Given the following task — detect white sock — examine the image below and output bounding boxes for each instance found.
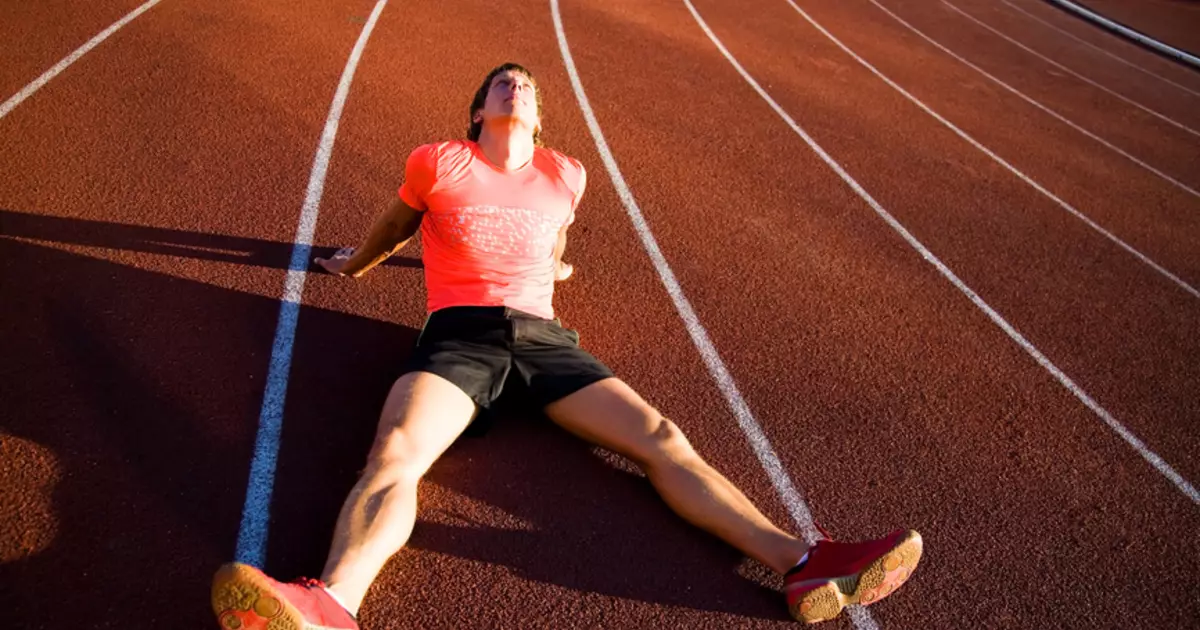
[322,586,357,618]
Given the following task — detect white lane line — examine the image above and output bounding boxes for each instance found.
[786,0,1200,299]
[0,0,165,120]
[548,0,825,543]
[1041,0,1200,70]
[548,0,840,603]
[680,0,1200,508]
[999,0,1200,99]
[234,0,389,567]
[944,0,1200,138]
[866,0,1199,198]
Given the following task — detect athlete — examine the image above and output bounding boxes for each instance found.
[210,63,923,629]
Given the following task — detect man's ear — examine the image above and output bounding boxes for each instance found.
[472,109,483,124]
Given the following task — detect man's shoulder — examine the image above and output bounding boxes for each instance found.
[408,140,474,179]
[412,139,472,160]
[534,146,585,181]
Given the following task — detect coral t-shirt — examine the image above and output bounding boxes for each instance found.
[398,140,587,320]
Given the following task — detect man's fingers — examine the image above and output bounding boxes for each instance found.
[314,247,352,266]
[313,257,340,274]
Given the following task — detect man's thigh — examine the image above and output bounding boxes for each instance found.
[370,371,478,473]
[542,378,666,463]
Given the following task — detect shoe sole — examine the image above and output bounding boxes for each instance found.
[789,530,923,624]
[211,563,308,630]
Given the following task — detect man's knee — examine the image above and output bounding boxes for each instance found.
[364,430,434,485]
[639,414,697,467]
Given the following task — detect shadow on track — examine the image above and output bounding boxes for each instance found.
[271,381,787,621]
[420,408,786,621]
[0,209,421,271]
[0,209,415,628]
[1,209,785,626]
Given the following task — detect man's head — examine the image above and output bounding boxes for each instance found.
[468,63,543,146]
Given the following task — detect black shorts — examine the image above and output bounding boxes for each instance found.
[403,306,614,409]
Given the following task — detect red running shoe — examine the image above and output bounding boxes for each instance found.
[211,562,359,630]
[785,529,923,624]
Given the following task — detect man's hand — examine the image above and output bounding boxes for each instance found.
[555,260,574,282]
[314,246,356,276]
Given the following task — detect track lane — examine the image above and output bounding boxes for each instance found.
[859,0,1200,201]
[0,0,380,626]
[556,0,1200,626]
[789,0,1200,287]
[690,0,1200,484]
[3,0,1198,628]
[868,0,1200,185]
[0,0,151,101]
[943,0,1200,133]
[265,0,813,627]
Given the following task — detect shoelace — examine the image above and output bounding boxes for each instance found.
[786,522,836,578]
[293,576,358,621]
[294,577,328,589]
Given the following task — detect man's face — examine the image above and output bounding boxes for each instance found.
[476,70,540,132]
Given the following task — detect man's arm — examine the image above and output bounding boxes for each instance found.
[552,224,574,281]
[552,224,568,270]
[314,197,423,278]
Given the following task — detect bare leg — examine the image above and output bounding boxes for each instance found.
[320,371,477,614]
[545,379,809,575]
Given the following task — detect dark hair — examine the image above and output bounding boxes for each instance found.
[468,62,543,147]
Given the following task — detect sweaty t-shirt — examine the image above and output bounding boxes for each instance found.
[398,140,587,320]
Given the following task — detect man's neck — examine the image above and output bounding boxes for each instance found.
[476,126,535,171]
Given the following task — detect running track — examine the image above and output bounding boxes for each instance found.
[2,0,1198,628]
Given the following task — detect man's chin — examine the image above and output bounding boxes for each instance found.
[485,115,537,131]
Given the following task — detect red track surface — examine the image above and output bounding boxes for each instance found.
[2,1,1198,628]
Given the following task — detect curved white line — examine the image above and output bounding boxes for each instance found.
[680,0,1200,507]
[999,0,1200,99]
[0,0,165,120]
[866,0,1199,198]
[779,0,1200,299]
[235,0,389,567]
[547,2,870,624]
[944,0,1200,138]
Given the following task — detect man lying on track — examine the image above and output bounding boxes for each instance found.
[211,62,923,629]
